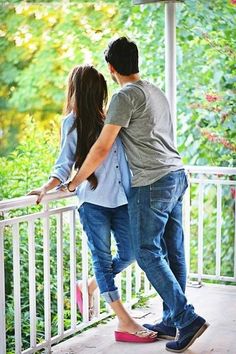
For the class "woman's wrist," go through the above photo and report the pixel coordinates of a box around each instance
[42,184,49,192]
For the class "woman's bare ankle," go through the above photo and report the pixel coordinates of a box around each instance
[88,277,97,295]
[117,318,143,331]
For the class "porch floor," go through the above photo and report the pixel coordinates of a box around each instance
[52,284,236,354]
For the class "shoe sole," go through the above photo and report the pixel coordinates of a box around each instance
[115,331,158,343]
[166,322,210,353]
[158,335,176,340]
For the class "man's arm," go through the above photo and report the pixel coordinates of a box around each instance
[69,124,121,191]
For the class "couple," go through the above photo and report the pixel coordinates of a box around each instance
[29,37,209,352]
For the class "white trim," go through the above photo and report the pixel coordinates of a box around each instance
[0,190,76,211]
[165,2,176,146]
[185,166,236,175]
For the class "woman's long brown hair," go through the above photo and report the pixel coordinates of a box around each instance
[64,65,108,189]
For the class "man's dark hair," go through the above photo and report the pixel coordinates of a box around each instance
[104,37,139,76]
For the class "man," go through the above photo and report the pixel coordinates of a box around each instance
[67,37,209,352]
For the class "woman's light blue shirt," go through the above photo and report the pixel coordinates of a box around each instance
[51,113,131,208]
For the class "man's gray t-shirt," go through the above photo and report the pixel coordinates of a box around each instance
[105,80,183,187]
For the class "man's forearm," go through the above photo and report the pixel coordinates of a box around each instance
[69,124,121,190]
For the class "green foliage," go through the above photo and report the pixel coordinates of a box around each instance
[0,116,59,200]
[176,0,236,166]
[0,1,120,154]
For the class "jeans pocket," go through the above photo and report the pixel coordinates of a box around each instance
[150,184,176,212]
[178,173,189,202]
[184,173,189,190]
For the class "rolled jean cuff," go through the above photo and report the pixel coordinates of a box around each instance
[101,289,120,304]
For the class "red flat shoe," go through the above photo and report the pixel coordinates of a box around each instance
[115,330,158,343]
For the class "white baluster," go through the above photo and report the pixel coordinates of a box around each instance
[198,179,204,283]
[125,265,132,309]
[28,221,36,348]
[13,223,22,353]
[0,226,6,354]
[216,184,222,278]
[43,204,51,352]
[70,210,77,329]
[56,213,64,336]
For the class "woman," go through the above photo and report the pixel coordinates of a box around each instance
[28,65,157,343]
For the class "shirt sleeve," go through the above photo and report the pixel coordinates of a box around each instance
[50,117,77,183]
[105,92,133,128]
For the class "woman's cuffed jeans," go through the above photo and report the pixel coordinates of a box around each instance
[78,203,135,304]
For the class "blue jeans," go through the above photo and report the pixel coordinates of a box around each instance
[78,203,135,303]
[128,169,197,329]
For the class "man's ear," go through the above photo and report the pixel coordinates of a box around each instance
[108,63,115,74]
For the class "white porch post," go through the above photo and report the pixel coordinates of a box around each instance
[165,2,177,146]
[133,0,178,145]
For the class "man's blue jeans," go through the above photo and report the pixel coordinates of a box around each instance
[128,169,197,329]
[78,203,135,304]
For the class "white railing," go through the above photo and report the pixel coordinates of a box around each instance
[0,191,154,354]
[0,165,235,353]
[184,166,236,283]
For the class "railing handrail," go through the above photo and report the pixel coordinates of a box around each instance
[0,190,76,212]
[185,165,236,175]
[0,165,235,211]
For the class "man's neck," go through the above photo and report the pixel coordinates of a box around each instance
[117,73,141,87]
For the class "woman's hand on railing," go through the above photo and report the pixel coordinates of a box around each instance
[27,186,47,204]
[27,178,62,204]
